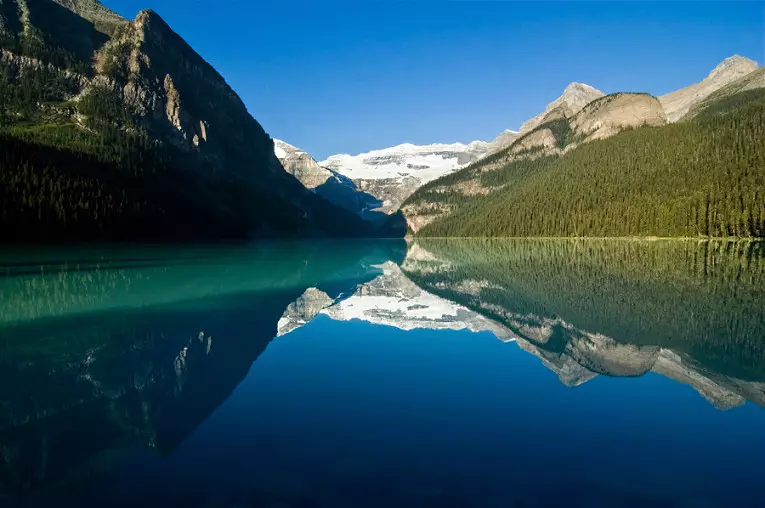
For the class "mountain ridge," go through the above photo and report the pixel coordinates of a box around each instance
[0,0,389,241]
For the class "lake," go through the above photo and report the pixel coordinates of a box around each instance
[1,239,764,507]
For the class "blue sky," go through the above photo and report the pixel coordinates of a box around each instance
[102,1,764,160]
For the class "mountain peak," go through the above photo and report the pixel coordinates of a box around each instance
[564,82,598,93]
[519,82,604,133]
[706,54,758,81]
[659,54,759,122]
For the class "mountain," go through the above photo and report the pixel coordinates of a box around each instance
[682,66,765,120]
[0,0,385,241]
[274,138,393,225]
[518,82,605,134]
[486,129,520,154]
[402,55,763,237]
[659,55,759,122]
[320,141,492,214]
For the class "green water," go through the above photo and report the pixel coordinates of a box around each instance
[1,239,764,507]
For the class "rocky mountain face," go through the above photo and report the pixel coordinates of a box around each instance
[275,139,335,188]
[274,139,387,223]
[0,0,384,240]
[486,129,520,154]
[683,66,765,120]
[659,55,759,122]
[320,141,492,214]
[518,82,605,134]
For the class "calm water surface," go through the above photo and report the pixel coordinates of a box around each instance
[1,239,764,507]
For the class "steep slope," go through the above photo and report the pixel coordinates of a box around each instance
[274,139,387,223]
[0,2,383,241]
[683,66,765,120]
[402,93,669,232]
[659,55,759,122]
[518,82,604,134]
[486,129,520,154]
[274,139,335,189]
[409,88,764,237]
[320,141,492,213]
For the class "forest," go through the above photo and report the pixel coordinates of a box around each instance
[407,89,765,238]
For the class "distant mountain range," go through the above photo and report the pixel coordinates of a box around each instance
[276,55,762,237]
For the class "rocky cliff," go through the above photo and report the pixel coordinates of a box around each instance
[659,55,759,122]
[518,82,605,134]
[0,0,382,240]
[274,139,390,223]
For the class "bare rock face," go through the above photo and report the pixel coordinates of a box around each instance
[510,127,558,155]
[682,67,765,120]
[659,55,759,122]
[570,93,667,142]
[274,139,334,189]
[519,82,605,134]
[486,129,520,154]
[273,139,389,221]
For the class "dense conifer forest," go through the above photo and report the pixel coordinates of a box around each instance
[407,90,765,238]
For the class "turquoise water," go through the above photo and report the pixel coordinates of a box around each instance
[1,240,764,507]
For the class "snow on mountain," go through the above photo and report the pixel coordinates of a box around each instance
[318,141,492,212]
[320,141,490,182]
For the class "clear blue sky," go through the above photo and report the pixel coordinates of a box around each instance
[102,1,763,160]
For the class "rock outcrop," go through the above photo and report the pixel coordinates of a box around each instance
[486,129,520,154]
[659,55,759,122]
[519,82,605,134]
[570,92,667,142]
[682,66,765,120]
[275,139,335,188]
[273,139,388,222]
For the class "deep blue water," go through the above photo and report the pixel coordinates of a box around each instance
[1,240,764,507]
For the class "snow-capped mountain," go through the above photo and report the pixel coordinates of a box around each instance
[319,141,492,213]
[273,139,389,224]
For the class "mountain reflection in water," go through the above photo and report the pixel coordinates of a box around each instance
[1,239,764,507]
